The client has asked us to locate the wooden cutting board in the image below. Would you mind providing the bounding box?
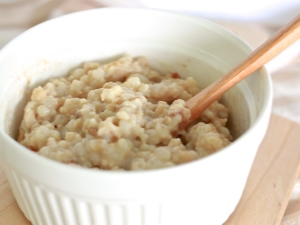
[1,114,300,225]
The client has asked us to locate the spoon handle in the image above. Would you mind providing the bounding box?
[183,14,300,129]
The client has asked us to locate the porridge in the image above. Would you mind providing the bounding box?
[17,55,232,170]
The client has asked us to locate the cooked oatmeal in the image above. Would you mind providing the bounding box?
[17,55,232,170]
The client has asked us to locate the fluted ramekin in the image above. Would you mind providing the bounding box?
[0,8,272,225]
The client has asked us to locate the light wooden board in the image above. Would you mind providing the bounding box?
[1,114,300,225]
[224,114,300,225]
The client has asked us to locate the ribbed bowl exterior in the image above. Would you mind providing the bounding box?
[4,164,162,225]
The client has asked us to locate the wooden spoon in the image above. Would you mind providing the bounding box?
[180,14,300,130]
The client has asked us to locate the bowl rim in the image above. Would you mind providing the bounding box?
[0,7,273,178]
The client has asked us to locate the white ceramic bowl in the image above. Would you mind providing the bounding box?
[0,8,272,225]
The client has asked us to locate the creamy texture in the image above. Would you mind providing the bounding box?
[18,56,232,170]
